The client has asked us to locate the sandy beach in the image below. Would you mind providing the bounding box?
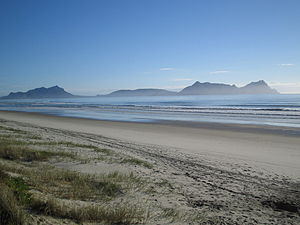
[0,110,300,224]
[1,110,300,179]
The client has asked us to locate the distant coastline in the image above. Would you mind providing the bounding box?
[1,80,278,100]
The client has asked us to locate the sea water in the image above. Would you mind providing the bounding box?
[0,94,300,128]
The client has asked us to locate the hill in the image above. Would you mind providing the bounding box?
[1,86,75,99]
[179,80,278,95]
[0,81,279,99]
[106,88,176,97]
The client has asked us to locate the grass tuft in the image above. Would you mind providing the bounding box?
[0,125,28,134]
[30,196,145,224]
[25,166,124,200]
[6,177,32,205]
[0,176,25,225]
[0,141,73,162]
[0,125,151,224]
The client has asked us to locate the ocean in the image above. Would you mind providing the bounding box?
[0,94,300,128]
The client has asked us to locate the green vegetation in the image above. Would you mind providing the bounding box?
[25,166,125,200]
[0,141,73,162]
[0,168,25,225]
[0,121,192,224]
[0,182,25,225]
[30,197,145,224]
[0,124,148,224]
[0,165,146,224]
[6,177,32,205]
[0,125,28,134]
[31,141,112,154]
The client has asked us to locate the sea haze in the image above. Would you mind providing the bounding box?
[0,94,300,128]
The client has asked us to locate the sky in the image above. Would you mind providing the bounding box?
[0,0,299,96]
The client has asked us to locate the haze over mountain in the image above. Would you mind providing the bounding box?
[239,80,279,94]
[1,86,75,99]
[180,82,239,95]
[0,81,278,99]
[106,80,278,96]
[180,80,278,95]
[105,89,176,97]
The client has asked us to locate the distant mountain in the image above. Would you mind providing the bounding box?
[239,80,278,94]
[179,81,239,95]
[106,88,177,97]
[179,80,278,95]
[0,81,279,99]
[1,86,75,99]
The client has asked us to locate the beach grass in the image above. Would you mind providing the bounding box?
[0,165,146,224]
[30,196,146,224]
[26,140,113,155]
[0,140,73,162]
[25,166,124,200]
[0,120,203,224]
[0,125,28,135]
[0,168,25,225]
[0,182,25,225]
[0,163,147,224]
[0,127,149,224]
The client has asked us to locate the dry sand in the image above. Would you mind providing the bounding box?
[0,110,300,224]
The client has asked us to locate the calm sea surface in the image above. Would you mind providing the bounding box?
[1,94,300,128]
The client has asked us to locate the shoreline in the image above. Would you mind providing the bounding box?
[1,110,300,179]
[1,110,300,137]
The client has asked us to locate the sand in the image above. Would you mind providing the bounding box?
[0,110,299,179]
[0,110,300,224]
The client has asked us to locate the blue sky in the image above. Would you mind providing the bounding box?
[0,0,299,95]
